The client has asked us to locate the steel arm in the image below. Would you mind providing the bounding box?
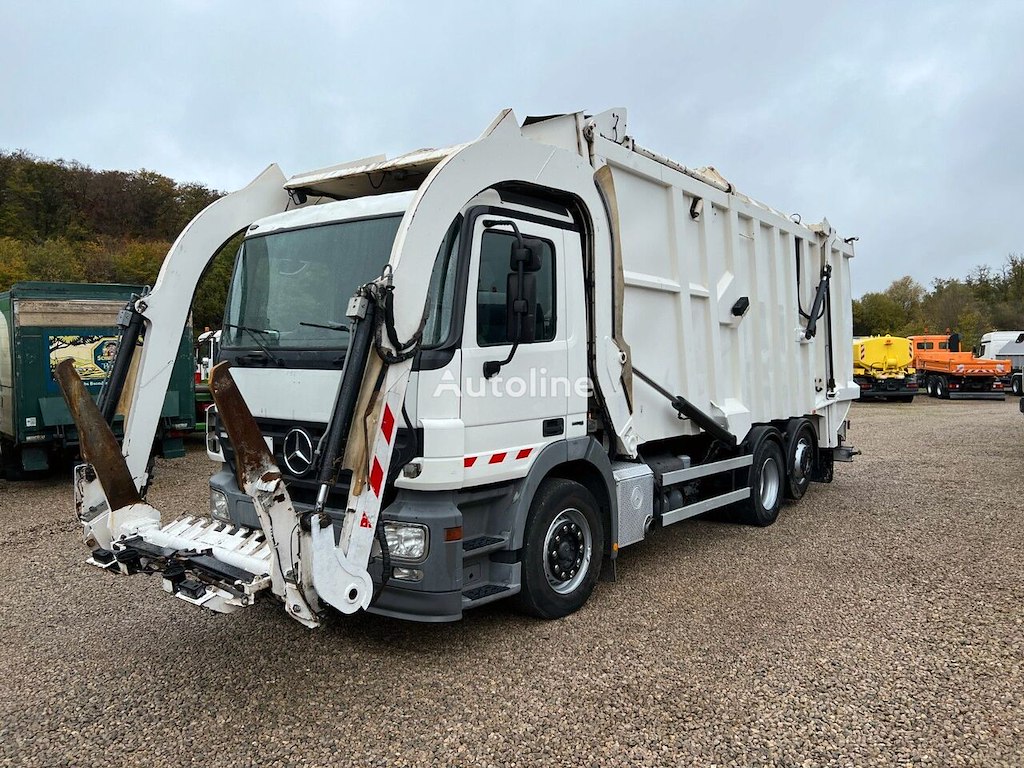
[309,110,639,613]
[121,165,291,488]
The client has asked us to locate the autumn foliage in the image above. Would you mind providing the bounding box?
[0,150,235,333]
[853,261,1024,350]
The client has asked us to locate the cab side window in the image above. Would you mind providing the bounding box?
[476,230,556,346]
[422,216,463,348]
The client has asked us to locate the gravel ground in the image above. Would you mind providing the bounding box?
[1,397,1022,767]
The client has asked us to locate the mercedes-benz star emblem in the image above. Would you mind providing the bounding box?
[282,428,314,476]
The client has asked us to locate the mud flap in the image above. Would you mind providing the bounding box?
[811,448,834,483]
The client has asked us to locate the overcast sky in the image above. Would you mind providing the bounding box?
[2,1,1021,296]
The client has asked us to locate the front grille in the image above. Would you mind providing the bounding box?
[219,416,420,507]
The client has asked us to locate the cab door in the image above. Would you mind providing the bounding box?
[459,211,585,484]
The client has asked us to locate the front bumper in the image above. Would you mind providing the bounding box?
[209,470,468,621]
[858,383,918,399]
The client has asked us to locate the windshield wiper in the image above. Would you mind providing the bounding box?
[224,323,287,367]
[299,321,350,333]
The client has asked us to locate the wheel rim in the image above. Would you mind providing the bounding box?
[792,436,812,481]
[543,508,592,595]
[759,456,781,509]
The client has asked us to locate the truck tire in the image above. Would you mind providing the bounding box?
[514,478,603,619]
[740,430,785,527]
[784,419,816,501]
[926,376,936,397]
[936,377,949,399]
[1013,376,1022,396]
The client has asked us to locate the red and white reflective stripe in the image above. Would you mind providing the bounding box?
[464,447,534,468]
[368,402,397,497]
[335,372,412,595]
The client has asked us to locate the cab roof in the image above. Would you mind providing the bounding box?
[246,190,416,236]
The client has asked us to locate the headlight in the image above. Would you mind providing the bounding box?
[210,489,230,521]
[383,522,428,561]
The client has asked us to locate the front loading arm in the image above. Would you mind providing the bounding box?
[119,165,293,490]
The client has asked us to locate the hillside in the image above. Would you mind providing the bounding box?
[0,150,233,332]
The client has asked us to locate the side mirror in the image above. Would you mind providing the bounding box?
[506,272,538,343]
[481,225,545,379]
[509,239,544,272]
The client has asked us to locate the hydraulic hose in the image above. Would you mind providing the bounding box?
[97,297,145,425]
[313,293,377,515]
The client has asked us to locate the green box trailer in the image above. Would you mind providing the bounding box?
[0,282,195,476]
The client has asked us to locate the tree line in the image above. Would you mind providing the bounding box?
[0,150,233,333]
[853,256,1024,351]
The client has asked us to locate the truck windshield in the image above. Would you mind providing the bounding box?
[223,215,402,349]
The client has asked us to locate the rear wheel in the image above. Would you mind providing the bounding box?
[936,377,949,399]
[515,478,603,619]
[784,419,816,501]
[740,430,785,526]
[927,377,937,397]
[1012,376,1022,396]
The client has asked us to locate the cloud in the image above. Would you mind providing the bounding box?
[1,1,1021,296]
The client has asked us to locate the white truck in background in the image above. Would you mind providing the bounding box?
[977,331,1024,395]
[58,108,858,627]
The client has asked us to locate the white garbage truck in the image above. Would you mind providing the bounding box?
[57,108,858,626]
[977,331,1024,394]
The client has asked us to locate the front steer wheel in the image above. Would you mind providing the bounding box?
[514,478,604,619]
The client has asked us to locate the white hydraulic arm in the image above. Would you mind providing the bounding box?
[67,165,292,549]
[121,165,292,490]
[307,109,639,614]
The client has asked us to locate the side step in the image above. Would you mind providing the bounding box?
[462,535,507,556]
[461,561,522,609]
[462,583,519,608]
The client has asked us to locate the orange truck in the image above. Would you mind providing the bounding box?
[909,334,1011,399]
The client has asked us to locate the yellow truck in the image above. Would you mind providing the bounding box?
[853,335,918,402]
